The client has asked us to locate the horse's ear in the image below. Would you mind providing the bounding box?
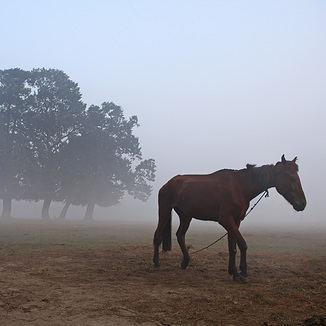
[281,154,286,165]
[292,157,298,163]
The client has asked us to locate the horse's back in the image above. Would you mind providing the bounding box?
[160,171,239,220]
[166,170,235,194]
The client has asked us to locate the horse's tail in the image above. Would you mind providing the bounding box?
[158,183,173,252]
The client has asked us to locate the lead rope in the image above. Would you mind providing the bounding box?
[191,190,269,255]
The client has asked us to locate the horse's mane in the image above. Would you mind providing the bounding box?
[213,159,298,188]
[244,164,275,188]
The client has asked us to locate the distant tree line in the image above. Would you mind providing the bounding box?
[0,68,156,220]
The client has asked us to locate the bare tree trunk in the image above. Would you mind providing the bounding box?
[58,201,71,220]
[84,202,95,221]
[1,195,13,220]
[41,196,52,220]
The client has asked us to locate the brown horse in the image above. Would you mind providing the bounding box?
[153,155,306,282]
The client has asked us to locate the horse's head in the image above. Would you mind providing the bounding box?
[274,155,307,211]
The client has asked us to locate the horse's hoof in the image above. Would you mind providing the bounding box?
[233,274,248,283]
[181,263,187,269]
[181,260,189,269]
[153,259,160,268]
[240,272,248,278]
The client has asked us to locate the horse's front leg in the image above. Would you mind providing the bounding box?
[227,234,239,279]
[223,218,248,282]
[239,244,248,277]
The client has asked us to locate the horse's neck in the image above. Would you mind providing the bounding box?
[242,164,276,201]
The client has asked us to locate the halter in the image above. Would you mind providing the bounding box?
[191,190,269,255]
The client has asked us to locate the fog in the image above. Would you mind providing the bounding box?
[1,1,326,230]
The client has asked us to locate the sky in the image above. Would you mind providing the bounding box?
[1,0,326,229]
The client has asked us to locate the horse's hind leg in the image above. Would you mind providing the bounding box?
[153,227,162,267]
[175,207,192,269]
[153,205,172,267]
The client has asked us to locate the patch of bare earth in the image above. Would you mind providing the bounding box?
[0,221,325,325]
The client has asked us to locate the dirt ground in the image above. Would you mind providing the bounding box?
[0,220,325,326]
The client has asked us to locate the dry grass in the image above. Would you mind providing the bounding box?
[0,220,325,325]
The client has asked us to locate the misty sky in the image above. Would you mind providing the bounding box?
[1,1,325,228]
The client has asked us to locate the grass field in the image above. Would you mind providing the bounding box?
[0,219,325,325]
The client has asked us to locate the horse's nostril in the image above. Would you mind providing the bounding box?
[294,199,306,211]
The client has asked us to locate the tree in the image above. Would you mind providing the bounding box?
[24,68,86,219]
[1,68,156,221]
[58,102,156,220]
[0,69,34,219]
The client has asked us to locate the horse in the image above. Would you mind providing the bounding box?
[153,155,306,282]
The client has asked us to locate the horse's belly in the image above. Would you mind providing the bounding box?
[178,202,220,221]
[194,214,219,222]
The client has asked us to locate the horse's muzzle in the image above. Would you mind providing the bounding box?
[293,198,306,211]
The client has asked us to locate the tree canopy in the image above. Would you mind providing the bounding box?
[0,68,156,220]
